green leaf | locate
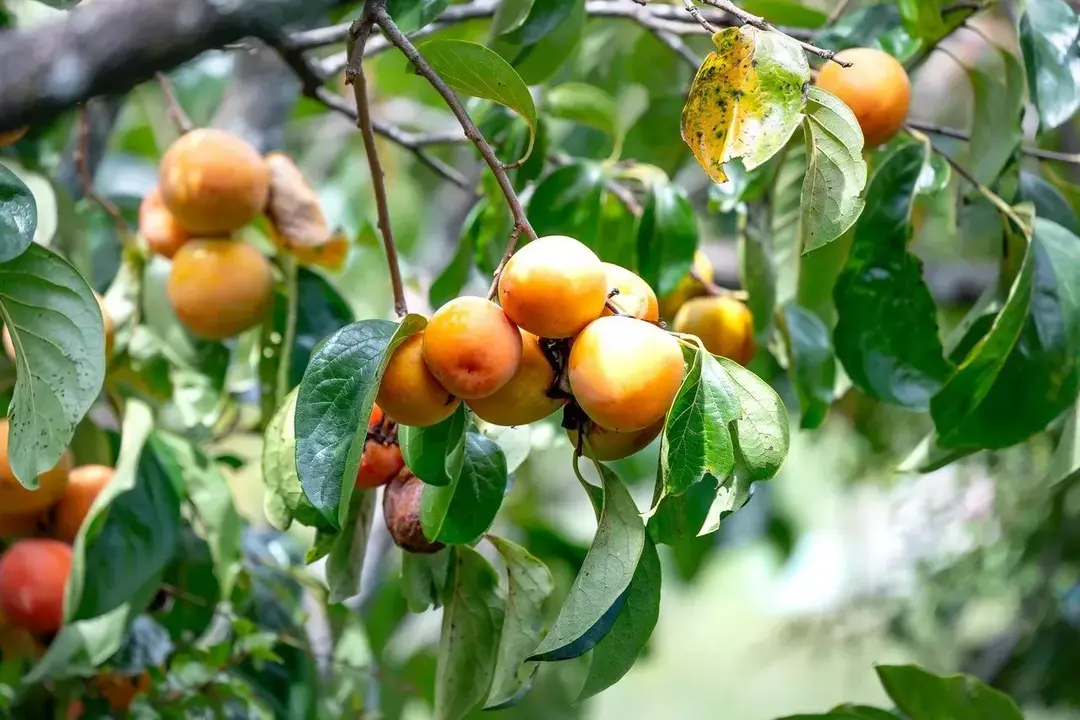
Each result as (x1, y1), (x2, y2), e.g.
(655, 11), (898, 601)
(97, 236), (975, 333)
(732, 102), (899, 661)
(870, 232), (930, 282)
(500, 0), (575, 48)
(741, 0), (827, 27)
(475, 420), (531, 474)
(435, 546), (505, 720)
(151, 432), (242, 600)
(1019, 0), (1080, 130)
(649, 474), (752, 544)
(527, 161), (605, 251)
(719, 358), (790, 480)
(325, 488), (378, 603)
(421, 431), (508, 544)
(156, 530), (220, 641)
(418, 39), (537, 163)
(402, 549), (451, 613)
(782, 303), (835, 430)
(1045, 401), (1080, 485)
(800, 86), (867, 252)
(430, 203), (480, 309)
(897, 0), (945, 39)
(67, 400), (182, 622)
(1019, 171), (1080, 235)
(262, 389), (326, 532)
(546, 82), (617, 136)
(27, 603), (142, 682)
(578, 536), (661, 700)
(833, 142), (952, 409)
(486, 537), (554, 708)
(661, 346), (740, 496)
(741, 225), (777, 337)
(965, 46), (1024, 185)
(636, 179), (699, 297)
(876, 665), (1023, 719)
(400, 404), (468, 488)
(386, 0), (449, 32)
(0, 164), (34, 262)
(295, 314), (426, 528)
(290, 269), (354, 390)
(681, 27), (810, 183)
(777, 706), (899, 720)
(814, 4), (905, 55)
(0, 243), (106, 487)
(531, 464), (645, 659)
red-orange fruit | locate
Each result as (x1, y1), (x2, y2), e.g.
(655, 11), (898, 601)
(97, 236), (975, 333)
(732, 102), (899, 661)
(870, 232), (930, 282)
(356, 404), (404, 489)
(0, 539), (72, 634)
(467, 329), (566, 426)
(816, 47), (910, 148)
(377, 332), (461, 427)
(139, 185), (190, 258)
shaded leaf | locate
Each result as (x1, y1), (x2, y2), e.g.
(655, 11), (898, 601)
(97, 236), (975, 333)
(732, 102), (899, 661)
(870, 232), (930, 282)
(527, 161), (605, 251)
(876, 665), (1023, 719)
(400, 403), (468, 488)
(1019, 171), (1080, 235)
(782, 303), (835, 429)
(0, 164), (34, 263)
(636, 179), (699, 297)
(546, 82), (617, 136)
(1019, 0), (1080, 130)
(649, 474), (752, 544)
(421, 431), (508, 544)
(325, 489), (378, 603)
(965, 47), (1024, 186)
(402, 549), (451, 613)
(387, 0), (449, 32)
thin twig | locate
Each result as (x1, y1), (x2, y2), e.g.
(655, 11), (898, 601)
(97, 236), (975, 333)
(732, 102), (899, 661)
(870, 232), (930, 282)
(682, 0), (719, 32)
(75, 105), (131, 238)
(373, 7), (538, 253)
(646, 25), (700, 66)
(154, 72), (193, 134)
(691, 267), (749, 300)
(347, 11), (408, 318)
(825, 0), (852, 25)
(697, 0), (851, 66)
(487, 224), (523, 300)
(907, 119), (1080, 166)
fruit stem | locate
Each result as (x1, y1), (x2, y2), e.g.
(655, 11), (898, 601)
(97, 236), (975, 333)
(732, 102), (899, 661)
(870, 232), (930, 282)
(690, 267), (749, 301)
(346, 7), (409, 319)
(154, 72), (193, 134)
(75, 104), (133, 243)
(487, 225), (524, 300)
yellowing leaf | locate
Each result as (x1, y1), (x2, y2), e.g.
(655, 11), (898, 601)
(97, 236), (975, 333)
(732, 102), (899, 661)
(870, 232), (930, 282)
(264, 153), (348, 271)
(681, 27), (810, 183)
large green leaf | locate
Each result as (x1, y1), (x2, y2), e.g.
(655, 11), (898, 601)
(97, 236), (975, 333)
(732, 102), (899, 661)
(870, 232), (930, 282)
(876, 665), (1023, 719)
(660, 346), (740, 497)
(546, 82), (617, 137)
(778, 706), (899, 720)
(681, 27), (810, 183)
(495, 0), (584, 85)
(782, 303), (835, 430)
(578, 537), (661, 700)
(742, 0), (827, 27)
(801, 87), (867, 252)
(897, 0), (945, 39)
(400, 404), (468, 488)
(289, 269), (354, 390)
(531, 464), (645, 659)
(324, 488), (378, 603)
(294, 315), (425, 527)
(386, 0), (448, 32)
(435, 546), (505, 720)
(262, 389), (327, 532)
(741, 225), (778, 337)
(636, 179), (699, 297)
(649, 474), (751, 544)
(0, 243), (105, 487)
(719, 358), (790, 480)
(421, 430), (508, 544)
(1019, 0), (1080, 130)
(67, 400), (181, 623)
(402, 549), (451, 613)
(0, 164), (34, 262)
(527, 161), (605, 251)
(418, 39), (538, 162)
(965, 47), (1024, 186)
(486, 537), (554, 708)
(833, 142), (952, 410)
(1019, 171), (1080, 235)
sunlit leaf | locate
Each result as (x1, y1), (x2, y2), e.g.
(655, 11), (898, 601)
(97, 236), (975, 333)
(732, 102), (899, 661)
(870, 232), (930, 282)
(421, 430), (507, 544)
(1019, 0), (1080, 130)
(0, 164), (34, 262)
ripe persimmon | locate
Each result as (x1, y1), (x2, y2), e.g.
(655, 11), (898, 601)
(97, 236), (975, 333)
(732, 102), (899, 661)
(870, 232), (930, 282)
(567, 417), (664, 461)
(383, 469), (443, 554)
(159, 128), (270, 234)
(139, 185), (190, 258)
(377, 332), (461, 427)
(468, 329), (566, 426)
(498, 235), (608, 338)
(0, 511), (46, 539)
(54, 465), (113, 543)
(568, 316), (685, 431)
(602, 263), (659, 322)
(422, 297), (522, 399)
(658, 250), (713, 320)
(0, 419), (71, 515)
(167, 239), (273, 339)
(673, 296), (755, 366)
(356, 404), (404, 489)
(816, 47), (910, 148)
(0, 539), (72, 634)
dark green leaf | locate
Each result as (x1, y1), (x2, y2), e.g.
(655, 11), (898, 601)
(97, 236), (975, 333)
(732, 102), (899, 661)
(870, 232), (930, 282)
(801, 87), (867, 252)
(741, 225), (777, 337)
(435, 546), (504, 720)
(661, 346), (740, 496)
(1019, 171), (1080, 235)
(546, 83), (617, 136)
(486, 537), (554, 708)
(418, 39), (537, 162)
(876, 665), (1023, 719)
(833, 142), (951, 409)
(965, 47), (1024, 185)
(0, 164), (35, 262)
(421, 430), (507, 544)
(325, 488), (378, 603)
(527, 162), (605, 251)
(295, 315), (425, 527)
(649, 474), (751, 544)
(636, 180), (699, 297)
(402, 549), (451, 613)
(1019, 0), (1080, 130)
(0, 243), (106, 487)
(290, 269), (354, 389)
(782, 303), (835, 429)
(815, 5), (905, 55)
(719, 358), (790, 480)
(156, 530), (220, 641)
(500, 0), (575, 48)
(386, 0), (449, 32)
(430, 205), (479, 309)
(778, 706), (899, 720)
(579, 537), (661, 700)
(531, 464), (645, 659)
(506, 0), (584, 85)
(741, 0), (827, 27)
(400, 404), (468, 488)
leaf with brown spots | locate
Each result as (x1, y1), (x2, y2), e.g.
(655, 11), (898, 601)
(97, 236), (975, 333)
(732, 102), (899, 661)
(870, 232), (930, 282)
(681, 27), (810, 183)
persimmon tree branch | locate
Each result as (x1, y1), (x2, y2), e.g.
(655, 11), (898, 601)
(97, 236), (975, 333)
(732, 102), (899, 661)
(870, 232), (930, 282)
(907, 119), (1080, 167)
(75, 104), (131, 239)
(155, 72), (193, 134)
(346, 5), (408, 319)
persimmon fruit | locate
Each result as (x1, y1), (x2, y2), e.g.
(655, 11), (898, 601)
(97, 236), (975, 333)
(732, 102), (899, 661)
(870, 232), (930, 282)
(468, 329), (566, 426)
(567, 417), (664, 461)
(0, 539), (72, 634)
(569, 316), (685, 431)
(167, 239), (273, 339)
(422, 297), (522, 399)
(498, 235), (608, 338)
(0, 419), (71, 515)
(673, 296), (756, 366)
(816, 47), (910, 148)
(55, 464), (113, 543)
(659, 250), (713, 320)
(377, 332), (461, 427)
(159, 128), (270, 234)
(139, 185), (190, 258)
(383, 469), (443, 554)
(602, 263), (659, 322)
(356, 405), (404, 489)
